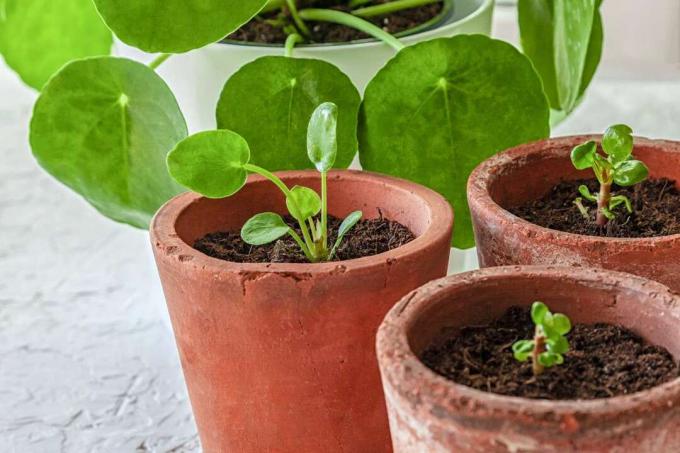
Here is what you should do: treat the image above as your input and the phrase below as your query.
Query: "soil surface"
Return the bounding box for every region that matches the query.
[194,212,414,263]
[227,0,444,44]
[510,178,680,238]
[421,306,680,400]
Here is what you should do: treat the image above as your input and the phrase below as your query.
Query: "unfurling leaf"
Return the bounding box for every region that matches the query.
[329,211,362,259]
[241,212,290,246]
[286,186,321,221]
[307,102,338,173]
[609,195,633,213]
[578,185,597,202]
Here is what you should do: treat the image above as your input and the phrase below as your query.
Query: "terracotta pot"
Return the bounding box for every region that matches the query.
[150,170,453,452]
[468,136,680,291]
[376,265,680,452]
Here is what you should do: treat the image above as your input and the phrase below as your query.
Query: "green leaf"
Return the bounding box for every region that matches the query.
[613,160,649,187]
[330,210,362,258]
[547,335,570,355]
[610,194,633,213]
[286,186,321,221]
[241,212,291,246]
[307,102,338,173]
[578,185,597,202]
[30,57,186,229]
[538,351,563,367]
[217,56,360,172]
[0,0,112,90]
[518,0,602,114]
[93,0,267,53]
[359,36,550,249]
[167,130,250,199]
[571,141,597,170]
[531,301,549,325]
[602,124,634,162]
[551,313,572,335]
[512,340,534,361]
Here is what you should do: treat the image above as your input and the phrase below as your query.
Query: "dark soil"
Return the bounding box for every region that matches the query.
[421,306,680,400]
[227,0,444,44]
[510,178,680,238]
[194,212,414,263]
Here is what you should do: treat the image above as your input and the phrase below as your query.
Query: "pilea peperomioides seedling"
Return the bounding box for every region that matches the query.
[168,102,362,263]
[512,302,572,376]
[571,124,650,227]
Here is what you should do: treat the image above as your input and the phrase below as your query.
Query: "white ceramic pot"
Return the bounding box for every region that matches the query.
[116,0,494,132]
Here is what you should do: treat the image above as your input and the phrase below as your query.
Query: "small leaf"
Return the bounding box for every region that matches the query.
[547,335,570,355]
[602,124,633,162]
[307,102,338,173]
[286,186,321,221]
[571,141,596,170]
[613,160,649,187]
[538,351,562,367]
[578,184,597,202]
[167,130,250,199]
[609,195,633,213]
[531,301,549,325]
[601,206,616,220]
[551,313,572,335]
[512,340,534,362]
[329,211,362,259]
[241,212,291,246]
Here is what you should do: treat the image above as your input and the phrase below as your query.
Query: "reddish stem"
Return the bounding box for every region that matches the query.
[596,182,612,227]
[531,328,546,376]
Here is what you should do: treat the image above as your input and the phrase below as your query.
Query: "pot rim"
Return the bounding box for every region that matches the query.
[215,0,494,50]
[377,265,680,421]
[151,169,453,275]
[467,135,680,246]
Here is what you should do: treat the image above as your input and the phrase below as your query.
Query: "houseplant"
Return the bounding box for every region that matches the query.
[376,266,680,451]
[467,133,680,291]
[151,104,454,451]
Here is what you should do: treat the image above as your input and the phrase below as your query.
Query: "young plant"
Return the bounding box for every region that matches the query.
[167,102,362,263]
[512,302,572,376]
[571,124,649,227]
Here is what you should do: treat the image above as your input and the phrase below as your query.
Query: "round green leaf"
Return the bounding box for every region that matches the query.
[307,102,338,173]
[359,36,550,249]
[93,0,267,53]
[241,212,290,246]
[551,313,572,335]
[286,186,321,221]
[531,301,549,325]
[538,351,562,367]
[30,57,187,229]
[602,124,634,163]
[547,335,570,355]
[571,141,596,170]
[217,56,360,172]
[168,130,251,199]
[613,160,649,187]
[0,0,112,90]
[512,340,534,362]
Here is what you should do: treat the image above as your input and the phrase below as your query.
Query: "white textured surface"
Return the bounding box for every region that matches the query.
[4,51,680,453]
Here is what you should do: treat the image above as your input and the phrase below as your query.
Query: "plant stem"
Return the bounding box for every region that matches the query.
[299,8,405,51]
[149,53,172,70]
[288,230,314,261]
[531,327,546,376]
[596,181,612,227]
[352,0,441,18]
[285,33,303,57]
[286,0,312,38]
[243,163,318,259]
[321,171,328,251]
[349,0,373,7]
[262,0,286,13]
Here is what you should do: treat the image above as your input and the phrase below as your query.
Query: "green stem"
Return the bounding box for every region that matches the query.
[285,33,303,57]
[348,0,373,7]
[262,0,286,13]
[321,171,328,251]
[286,0,312,37]
[288,230,314,261]
[299,8,405,51]
[352,0,441,18]
[149,53,172,70]
[243,163,318,259]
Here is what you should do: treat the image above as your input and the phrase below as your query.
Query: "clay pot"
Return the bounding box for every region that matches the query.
[467,136,680,292]
[376,265,680,452]
[150,170,453,453]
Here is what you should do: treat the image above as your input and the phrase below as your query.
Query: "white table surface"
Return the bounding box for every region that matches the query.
[4,48,680,452]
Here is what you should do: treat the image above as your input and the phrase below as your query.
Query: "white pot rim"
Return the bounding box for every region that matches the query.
[213,0,494,51]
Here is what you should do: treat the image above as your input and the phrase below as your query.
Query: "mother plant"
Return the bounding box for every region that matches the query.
[3,0,604,248]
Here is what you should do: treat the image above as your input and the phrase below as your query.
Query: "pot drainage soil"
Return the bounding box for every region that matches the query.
[421,306,680,400]
[194,213,414,263]
[227,0,444,44]
[510,178,680,238]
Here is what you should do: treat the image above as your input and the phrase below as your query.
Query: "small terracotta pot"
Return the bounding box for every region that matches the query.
[377,266,680,452]
[151,170,453,453]
[467,136,680,291]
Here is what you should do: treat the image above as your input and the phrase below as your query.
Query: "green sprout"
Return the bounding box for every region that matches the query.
[570,124,649,227]
[167,102,362,263]
[512,302,572,376]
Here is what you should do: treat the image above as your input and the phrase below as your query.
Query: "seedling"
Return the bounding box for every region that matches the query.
[168,102,362,263]
[512,302,572,376]
[570,125,649,226]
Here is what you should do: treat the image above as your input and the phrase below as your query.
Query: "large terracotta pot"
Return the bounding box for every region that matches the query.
[376,266,680,452]
[150,170,453,452]
[468,136,680,291]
